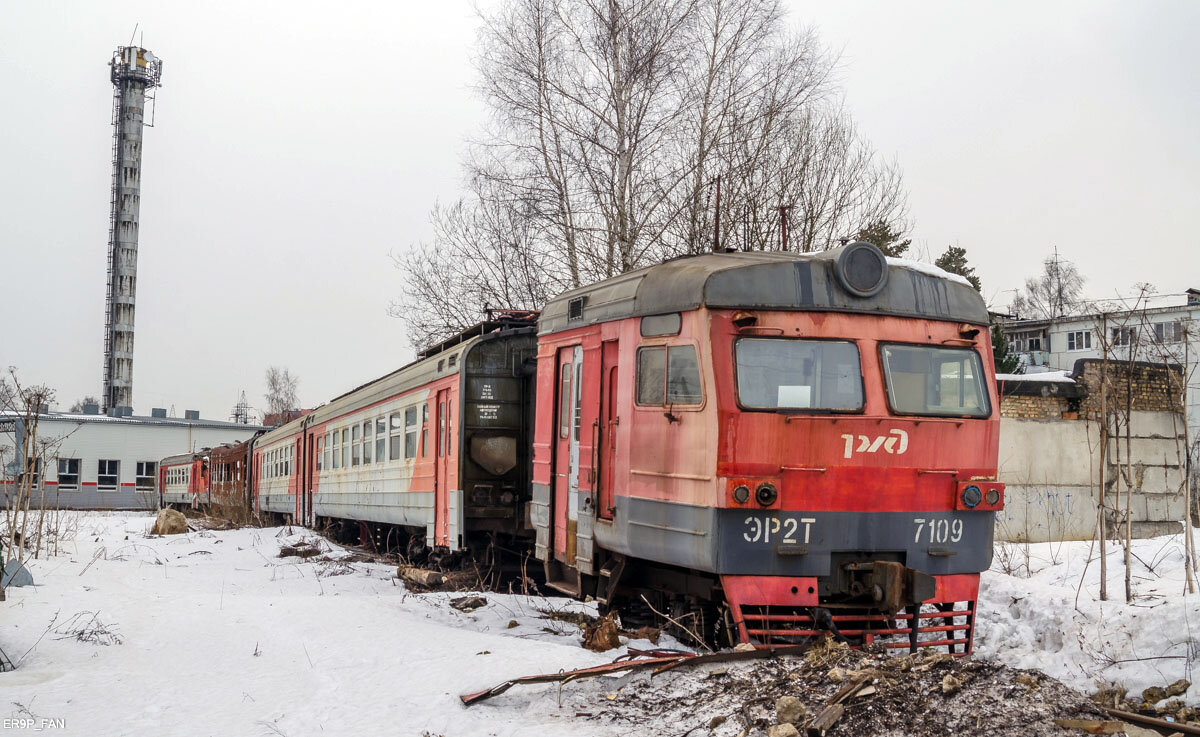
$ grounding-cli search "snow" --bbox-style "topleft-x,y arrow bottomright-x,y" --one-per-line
3,513 -> 1197,737
0,513 -> 671,737
995,370 -> 1076,383
976,533 -> 1200,703
886,257 -> 973,287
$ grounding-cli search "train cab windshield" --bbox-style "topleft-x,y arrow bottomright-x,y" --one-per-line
735,338 -> 863,411
881,344 -> 990,417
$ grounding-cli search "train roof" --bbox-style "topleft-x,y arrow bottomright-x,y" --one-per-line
538,245 -> 989,334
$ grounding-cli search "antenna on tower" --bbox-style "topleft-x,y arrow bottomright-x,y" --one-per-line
230,391 -> 252,425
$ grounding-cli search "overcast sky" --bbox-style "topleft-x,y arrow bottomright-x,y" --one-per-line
2,1 -> 1197,420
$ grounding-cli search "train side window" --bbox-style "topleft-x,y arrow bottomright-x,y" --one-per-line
341,429 -> 350,468
421,404 -> 429,456
389,413 -> 403,460
446,400 -> 453,455
404,408 -> 418,458
351,425 -> 361,466
362,421 -> 372,464
559,364 -> 572,438
316,438 -> 322,471
324,432 -> 332,470
375,418 -> 386,463
438,402 -> 446,457
637,345 -> 703,406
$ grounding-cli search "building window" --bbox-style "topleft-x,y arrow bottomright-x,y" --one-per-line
98,459 -> 119,490
405,407 -> 418,458
1111,326 -> 1137,347
375,418 -> 386,463
136,461 -> 156,491
20,458 -> 42,488
390,412 -> 403,460
1153,321 -> 1183,343
1027,337 -> 1042,352
1066,330 -> 1092,351
58,458 -> 80,490
352,424 -> 362,466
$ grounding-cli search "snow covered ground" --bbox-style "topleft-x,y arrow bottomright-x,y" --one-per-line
977,533 -> 1200,703
2,513 -> 1197,736
0,513 -> 666,737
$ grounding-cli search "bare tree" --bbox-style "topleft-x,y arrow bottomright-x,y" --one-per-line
0,370 -> 63,578
1010,249 -> 1086,319
67,396 -> 99,413
394,0 -> 909,347
263,367 -> 299,422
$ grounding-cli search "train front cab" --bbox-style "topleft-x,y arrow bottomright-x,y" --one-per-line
532,243 -> 1004,654
710,307 -> 1004,654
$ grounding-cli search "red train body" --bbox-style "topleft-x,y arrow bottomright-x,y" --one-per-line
230,243 -> 1002,651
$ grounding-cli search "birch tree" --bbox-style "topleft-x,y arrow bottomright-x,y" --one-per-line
394,0 -> 909,347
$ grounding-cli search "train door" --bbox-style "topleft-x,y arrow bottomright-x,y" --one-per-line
435,389 -> 450,546
553,346 -> 583,563
303,432 -> 315,526
598,340 -> 619,519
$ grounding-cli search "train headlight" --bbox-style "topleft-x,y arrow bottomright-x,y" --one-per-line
755,483 -> 778,507
835,241 -> 889,298
984,488 -> 1000,506
961,485 -> 982,508
732,485 -> 750,504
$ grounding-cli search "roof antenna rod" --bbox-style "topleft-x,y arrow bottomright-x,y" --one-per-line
128,23 -> 139,47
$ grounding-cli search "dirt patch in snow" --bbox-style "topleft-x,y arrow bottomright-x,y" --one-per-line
577,640 -> 1123,737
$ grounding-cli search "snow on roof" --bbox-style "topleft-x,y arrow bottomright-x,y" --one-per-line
886,257 -> 973,288
995,370 -> 1076,383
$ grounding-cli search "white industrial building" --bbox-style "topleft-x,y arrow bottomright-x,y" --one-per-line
0,407 -> 263,510
999,288 -> 1200,442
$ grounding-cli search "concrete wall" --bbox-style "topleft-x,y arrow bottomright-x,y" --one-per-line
0,417 -> 258,510
996,410 -> 1188,542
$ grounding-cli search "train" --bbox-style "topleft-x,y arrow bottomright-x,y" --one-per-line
160,241 -> 1003,653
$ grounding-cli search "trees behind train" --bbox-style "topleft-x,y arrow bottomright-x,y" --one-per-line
394,0 -> 909,348
263,367 -> 299,427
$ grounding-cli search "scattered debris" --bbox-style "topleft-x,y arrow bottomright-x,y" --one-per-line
278,539 -> 322,558
149,508 -> 188,536
396,565 -> 445,588
2,558 -> 34,588
449,596 -> 487,612
766,724 -> 800,737
1051,718 -> 1124,734
506,620 -> 519,629
775,695 -> 806,725
1167,680 -> 1193,699
941,673 -> 962,695
1143,686 -> 1168,705
582,611 -> 621,652
575,638 -> 1127,737
53,610 -> 123,646
460,644 -> 810,706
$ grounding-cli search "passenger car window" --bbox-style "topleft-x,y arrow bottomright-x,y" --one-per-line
636,345 -> 702,406
735,339 -> 862,411
880,344 -> 990,417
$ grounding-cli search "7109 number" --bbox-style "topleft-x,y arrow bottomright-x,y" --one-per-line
913,517 -> 963,544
